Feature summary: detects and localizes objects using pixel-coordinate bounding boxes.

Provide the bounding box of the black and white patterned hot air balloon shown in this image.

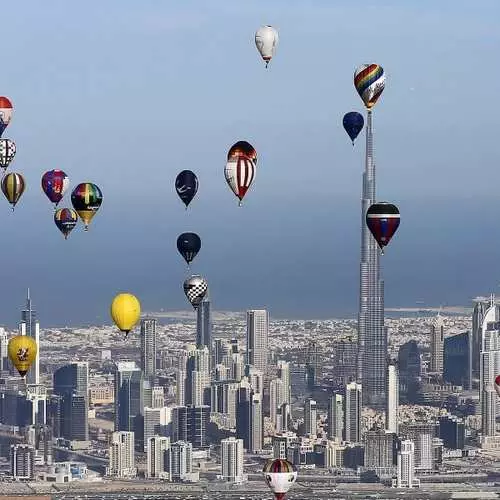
[183,275,208,310]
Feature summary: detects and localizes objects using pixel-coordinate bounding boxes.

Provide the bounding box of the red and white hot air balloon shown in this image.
[0,97,13,137]
[224,141,257,206]
[495,375,500,397]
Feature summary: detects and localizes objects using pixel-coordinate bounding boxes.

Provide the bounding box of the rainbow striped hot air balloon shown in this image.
[71,182,103,230]
[354,64,386,109]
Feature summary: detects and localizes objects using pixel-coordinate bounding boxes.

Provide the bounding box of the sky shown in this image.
[0,0,499,326]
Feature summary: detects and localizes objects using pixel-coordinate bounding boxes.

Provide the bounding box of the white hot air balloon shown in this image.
[263,459,297,500]
[255,25,279,68]
[495,375,500,397]
[183,275,208,310]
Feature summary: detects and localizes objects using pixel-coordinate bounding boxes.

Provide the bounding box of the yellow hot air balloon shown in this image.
[110,293,141,336]
[8,335,37,378]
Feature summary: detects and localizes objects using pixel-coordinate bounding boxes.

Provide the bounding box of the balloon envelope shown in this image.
[263,459,297,499]
[366,202,400,251]
[225,141,257,204]
[110,293,141,335]
[54,208,78,239]
[0,138,16,171]
[177,232,201,265]
[343,112,364,144]
[255,25,279,67]
[175,170,198,208]
[0,97,13,137]
[42,169,69,206]
[354,64,386,109]
[8,335,37,377]
[71,182,103,229]
[183,275,208,309]
[1,172,25,208]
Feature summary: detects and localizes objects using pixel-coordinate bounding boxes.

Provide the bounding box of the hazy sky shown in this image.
[1,0,499,325]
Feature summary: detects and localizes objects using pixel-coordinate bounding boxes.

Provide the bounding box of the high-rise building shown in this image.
[277,360,291,405]
[140,318,157,379]
[438,415,465,450]
[400,423,436,471]
[364,430,397,470]
[345,382,362,444]
[386,363,399,434]
[394,439,419,488]
[19,289,40,385]
[398,341,421,404]
[246,310,268,372]
[107,431,136,478]
[25,424,53,465]
[443,331,471,389]
[185,347,210,406]
[188,405,210,449]
[236,385,263,453]
[480,303,500,439]
[53,362,89,442]
[357,110,386,410]
[172,406,188,443]
[221,437,244,483]
[328,393,344,441]
[146,436,170,479]
[304,399,317,437]
[114,362,143,433]
[143,407,172,452]
[196,296,211,349]
[167,441,193,481]
[10,444,34,480]
[246,365,264,395]
[332,337,357,388]
[269,378,284,428]
[305,340,322,388]
[430,315,444,376]
[0,328,8,372]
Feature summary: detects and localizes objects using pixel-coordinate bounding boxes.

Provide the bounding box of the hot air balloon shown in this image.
[366,202,400,254]
[0,138,16,173]
[1,172,25,210]
[255,26,279,68]
[183,275,208,310]
[224,141,257,206]
[0,97,13,137]
[177,232,201,266]
[71,182,103,230]
[263,459,298,500]
[8,335,37,378]
[495,375,500,397]
[343,112,364,145]
[54,208,78,240]
[175,170,198,209]
[354,64,386,109]
[42,169,69,207]
[110,293,141,337]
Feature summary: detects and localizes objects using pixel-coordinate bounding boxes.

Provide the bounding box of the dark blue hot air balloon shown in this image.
[342,112,364,145]
[366,202,400,254]
[177,232,201,266]
[175,170,198,208]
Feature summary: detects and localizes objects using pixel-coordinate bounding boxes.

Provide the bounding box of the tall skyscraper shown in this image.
[364,430,396,470]
[345,382,362,444]
[400,423,436,471]
[10,444,34,480]
[167,441,193,481]
[221,437,244,483]
[304,398,317,437]
[398,341,422,404]
[196,296,211,349]
[114,362,143,433]
[480,302,500,440]
[143,406,172,452]
[277,360,291,405]
[269,378,284,428]
[0,328,8,372]
[328,393,344,441]
[107,431,137,478]
[146,436,170,479]
[140,318,157,379]
[236,384,262,453]
[386,363,399,434]
[185,347,210,406]
[444,331,471,389]
[430,315,444,375]
[246,310,268,372]
[19,289,40,385]
[394,439,419,488]
[332,337,357,388]
[53,362,89,442]
[305,340,322,388]
[357,110,386,410]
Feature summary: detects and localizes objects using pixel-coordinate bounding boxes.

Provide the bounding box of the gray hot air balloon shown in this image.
[183,275,208,310]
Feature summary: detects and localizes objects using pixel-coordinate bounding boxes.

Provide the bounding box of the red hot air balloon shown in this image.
[224,141,257,206]
[495,375,500,397]
[366,202,400,254]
